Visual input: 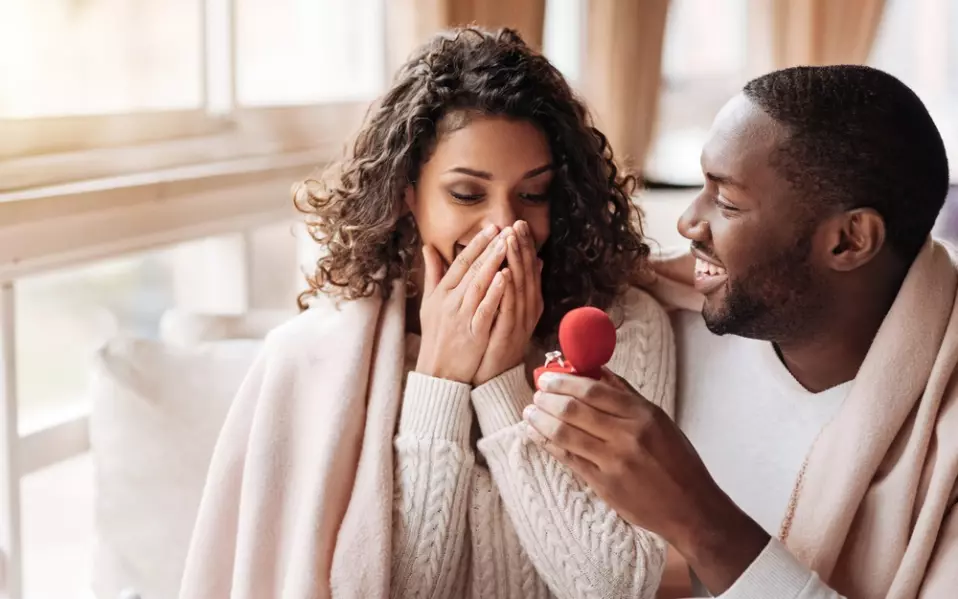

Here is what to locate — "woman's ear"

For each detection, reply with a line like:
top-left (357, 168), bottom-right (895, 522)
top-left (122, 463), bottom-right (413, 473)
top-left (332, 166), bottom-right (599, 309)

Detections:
top-left (403, 185), bottom-right (416, 215)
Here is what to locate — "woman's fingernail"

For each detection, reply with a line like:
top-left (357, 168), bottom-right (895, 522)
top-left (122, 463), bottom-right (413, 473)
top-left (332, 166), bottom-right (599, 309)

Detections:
top-left (523, 405), bottom-right (536, 420)
top-left (483, 224), bottom-right (498, 236)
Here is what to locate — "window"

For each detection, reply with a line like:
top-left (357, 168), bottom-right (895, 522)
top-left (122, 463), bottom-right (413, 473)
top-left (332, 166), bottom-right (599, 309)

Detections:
top-left (647, 0), bottom-right (958, 186)
top-left (870, 0), bottom-right (958, 179)
top-left (0, 0), bottom-right (203, 118)
top-left (646, 0), bottom-right (751, 185)
top-left (543, 0), bottom-right (585, 85)
top-left (660, 0), bottom-right (749, 83)
top-left (10, 223), bottom-right (301, 599)
top-left (16, 251), bottom-right (176, 434)
top-left (0, 0), bottom-right (216, 160)
top-left (0, 2), bottom-right (378, 596)
top-left (236, 0), bottom-right (385, 106)
top-left (0, 0), bottom-right (383, 178)
top-left (21, 455), bottom-right (94, 599)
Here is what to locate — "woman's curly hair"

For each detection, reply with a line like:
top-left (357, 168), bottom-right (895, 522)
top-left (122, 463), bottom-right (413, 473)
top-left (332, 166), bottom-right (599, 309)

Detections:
top-left (296, 26), bottom-right (650, 342)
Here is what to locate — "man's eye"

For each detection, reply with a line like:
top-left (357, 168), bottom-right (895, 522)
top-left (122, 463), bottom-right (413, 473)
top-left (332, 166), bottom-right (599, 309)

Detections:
top-left (713, 197), bottom-right (739, 212)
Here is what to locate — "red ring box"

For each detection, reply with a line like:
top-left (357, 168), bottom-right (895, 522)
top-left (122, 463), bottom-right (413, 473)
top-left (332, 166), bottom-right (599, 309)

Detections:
top-left (533, 362), bottom-right (601, 390)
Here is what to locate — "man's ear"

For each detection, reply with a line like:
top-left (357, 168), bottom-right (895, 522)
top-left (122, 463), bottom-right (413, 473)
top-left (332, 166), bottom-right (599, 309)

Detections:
top-left (821, 208), bottom-right (886, 272)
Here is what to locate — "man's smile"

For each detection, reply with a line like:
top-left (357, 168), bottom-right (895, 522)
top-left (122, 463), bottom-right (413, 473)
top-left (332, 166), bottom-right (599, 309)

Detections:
top-left (692, 247), bottom-right (729, 295)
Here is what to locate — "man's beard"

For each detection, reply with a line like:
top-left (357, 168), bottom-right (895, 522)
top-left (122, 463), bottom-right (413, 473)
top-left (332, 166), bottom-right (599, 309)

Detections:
top-left (703, 235), bottom-right (818, 341)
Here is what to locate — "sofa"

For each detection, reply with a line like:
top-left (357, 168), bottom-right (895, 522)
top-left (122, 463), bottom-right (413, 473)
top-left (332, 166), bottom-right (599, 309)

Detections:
top-left (88, 309), bottom-right (295, 599)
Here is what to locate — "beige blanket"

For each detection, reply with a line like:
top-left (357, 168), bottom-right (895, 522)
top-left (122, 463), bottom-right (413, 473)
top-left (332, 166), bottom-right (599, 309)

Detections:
top-left (179, 283), bottom-right (405, 599)
top-left (645, 240), bottom-right (958, 598)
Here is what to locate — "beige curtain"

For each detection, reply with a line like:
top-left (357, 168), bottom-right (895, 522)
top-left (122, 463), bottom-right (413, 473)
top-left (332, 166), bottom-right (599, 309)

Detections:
top-left (385, 0), bottom-right (546, 75)
top-left (582, 0), bottom-right (671, 176)
top-left (769, 0), bottom-right (887, 67)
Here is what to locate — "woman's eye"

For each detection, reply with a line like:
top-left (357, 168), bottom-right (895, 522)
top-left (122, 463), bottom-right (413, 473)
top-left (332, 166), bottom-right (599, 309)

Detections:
top-left (520, 192), bottom-right (549, 204)
top-left (449, 191), bottom-right (484, 203)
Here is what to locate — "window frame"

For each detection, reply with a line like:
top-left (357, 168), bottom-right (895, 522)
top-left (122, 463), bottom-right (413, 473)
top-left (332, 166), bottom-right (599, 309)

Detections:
top-left (0, 1), bottom-right (386, 596)
top-left (0, 0), bottom-right (383, 190)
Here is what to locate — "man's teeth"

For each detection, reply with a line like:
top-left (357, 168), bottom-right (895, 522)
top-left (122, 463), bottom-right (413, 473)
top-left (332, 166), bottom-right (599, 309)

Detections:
top-left (694, 258), bottom-right (727, 276)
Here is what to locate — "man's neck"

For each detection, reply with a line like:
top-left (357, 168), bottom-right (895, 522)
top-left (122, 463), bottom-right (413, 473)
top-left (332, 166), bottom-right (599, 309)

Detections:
top-left (775, 334), bottom-right (871, 394)
top-left (775, 279), bottom-right (902, 393)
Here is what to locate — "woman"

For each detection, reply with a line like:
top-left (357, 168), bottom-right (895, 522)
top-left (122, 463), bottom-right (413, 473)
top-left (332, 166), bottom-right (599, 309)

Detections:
top-left (180, 27), bottom-right (675, 599)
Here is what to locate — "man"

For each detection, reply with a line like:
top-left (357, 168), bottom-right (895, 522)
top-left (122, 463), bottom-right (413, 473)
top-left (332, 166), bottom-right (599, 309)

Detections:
top-left (524, 65), bottom-right (957, 598)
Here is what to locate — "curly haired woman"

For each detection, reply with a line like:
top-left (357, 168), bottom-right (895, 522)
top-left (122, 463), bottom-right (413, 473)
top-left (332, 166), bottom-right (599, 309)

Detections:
top-left (180, 27), bottom-right (675, 599)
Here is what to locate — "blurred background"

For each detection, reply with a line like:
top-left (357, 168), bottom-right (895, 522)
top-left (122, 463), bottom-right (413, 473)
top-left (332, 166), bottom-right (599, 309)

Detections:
top-left (0, 1), bottom-right (955, 597)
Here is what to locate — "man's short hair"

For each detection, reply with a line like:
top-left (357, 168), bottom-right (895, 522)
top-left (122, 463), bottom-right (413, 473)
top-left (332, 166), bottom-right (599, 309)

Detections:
top-left (743, 65), bottom-right (950, 262)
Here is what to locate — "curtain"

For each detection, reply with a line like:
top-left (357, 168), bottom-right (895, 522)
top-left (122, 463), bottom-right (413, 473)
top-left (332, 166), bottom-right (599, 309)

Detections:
top-left (768, 0), bottom-right (887, 67)
top-left (385, 0), bottom-right (546, 75)
top-left (581, 0), bottom-right (671, 176)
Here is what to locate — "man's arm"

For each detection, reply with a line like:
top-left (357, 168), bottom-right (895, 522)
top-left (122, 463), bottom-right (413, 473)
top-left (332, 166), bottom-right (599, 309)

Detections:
top-left (711, 538), bottom-right (844, 599)
top-left (524, 371), bottom-right (841, 597)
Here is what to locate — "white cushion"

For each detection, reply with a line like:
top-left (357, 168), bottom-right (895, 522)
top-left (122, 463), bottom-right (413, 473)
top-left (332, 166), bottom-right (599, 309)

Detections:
top-left (89, 310), bottom-right (291, 599)
top-left (159, 309), bottom-right (296, 346)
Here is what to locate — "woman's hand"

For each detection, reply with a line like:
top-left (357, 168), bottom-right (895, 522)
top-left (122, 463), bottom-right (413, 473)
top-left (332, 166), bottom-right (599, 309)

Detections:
top-left (415, 224), bottom-right (510, 383)
top-left (473, 220), bottom-right (544, 386)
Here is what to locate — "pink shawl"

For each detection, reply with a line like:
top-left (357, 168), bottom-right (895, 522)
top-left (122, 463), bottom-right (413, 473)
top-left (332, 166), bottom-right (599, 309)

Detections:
top-left (645, 240), bottom-right (958, 597)
top-left (179, 282), bottom-right (405, 598)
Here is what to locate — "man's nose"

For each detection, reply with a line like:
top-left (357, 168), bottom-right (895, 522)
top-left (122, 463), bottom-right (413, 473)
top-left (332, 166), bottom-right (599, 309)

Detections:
top-left (677, 194), bottom-right (710, 243)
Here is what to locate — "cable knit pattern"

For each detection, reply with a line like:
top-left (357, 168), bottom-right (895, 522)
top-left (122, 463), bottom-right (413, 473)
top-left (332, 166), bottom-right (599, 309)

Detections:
top-left (468, 470), bottom-right (551, 599)
top-left (390, 373), bottom-right (474, 599)
top-left (392, 287), bottom-right (676, 598)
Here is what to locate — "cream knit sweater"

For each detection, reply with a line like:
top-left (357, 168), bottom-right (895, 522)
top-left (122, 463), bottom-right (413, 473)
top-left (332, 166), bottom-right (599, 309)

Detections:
top-left (389, 287), bottom-right (676, 598)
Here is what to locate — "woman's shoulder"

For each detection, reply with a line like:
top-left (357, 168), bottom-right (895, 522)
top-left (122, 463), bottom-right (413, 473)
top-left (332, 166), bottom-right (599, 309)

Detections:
top-left (611, 285), bottom-right (672, 334)
top-left (260, 294), bottom-right (383, 363)
top-left (262, 308), bottom-right (333, 349)
top-left (607, 286), bottom-right (674, 364)
top-left (608, 286), bottom-right (676, 413)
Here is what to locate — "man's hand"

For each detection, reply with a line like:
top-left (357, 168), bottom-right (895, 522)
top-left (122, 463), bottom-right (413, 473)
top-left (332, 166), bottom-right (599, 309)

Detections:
top-left (524, 369), bottom-right (770, 594)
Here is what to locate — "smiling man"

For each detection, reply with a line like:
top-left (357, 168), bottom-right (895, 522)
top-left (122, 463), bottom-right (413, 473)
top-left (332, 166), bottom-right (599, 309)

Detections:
top-left (524, 65), bottom-right (958, 598)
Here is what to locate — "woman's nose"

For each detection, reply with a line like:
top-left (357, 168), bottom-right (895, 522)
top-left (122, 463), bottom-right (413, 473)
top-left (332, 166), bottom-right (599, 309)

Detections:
top-left (482, 198), bottom-right (518, 231)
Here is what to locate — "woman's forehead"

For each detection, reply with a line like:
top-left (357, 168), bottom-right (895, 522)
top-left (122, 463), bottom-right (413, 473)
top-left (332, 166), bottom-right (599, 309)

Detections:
top-left (425, 116), bottom-right (552, 175)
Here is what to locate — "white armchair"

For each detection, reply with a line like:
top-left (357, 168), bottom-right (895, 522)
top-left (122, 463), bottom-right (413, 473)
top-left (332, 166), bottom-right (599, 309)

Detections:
top-left (88, 308), bottom-right (295, 599)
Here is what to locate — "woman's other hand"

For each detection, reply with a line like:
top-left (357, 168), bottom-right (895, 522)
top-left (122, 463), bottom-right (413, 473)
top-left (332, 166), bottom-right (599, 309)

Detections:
top-left (473, 220), bottom-right (543, 385)
top-left (416, 224), bottom-right (509, 383)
